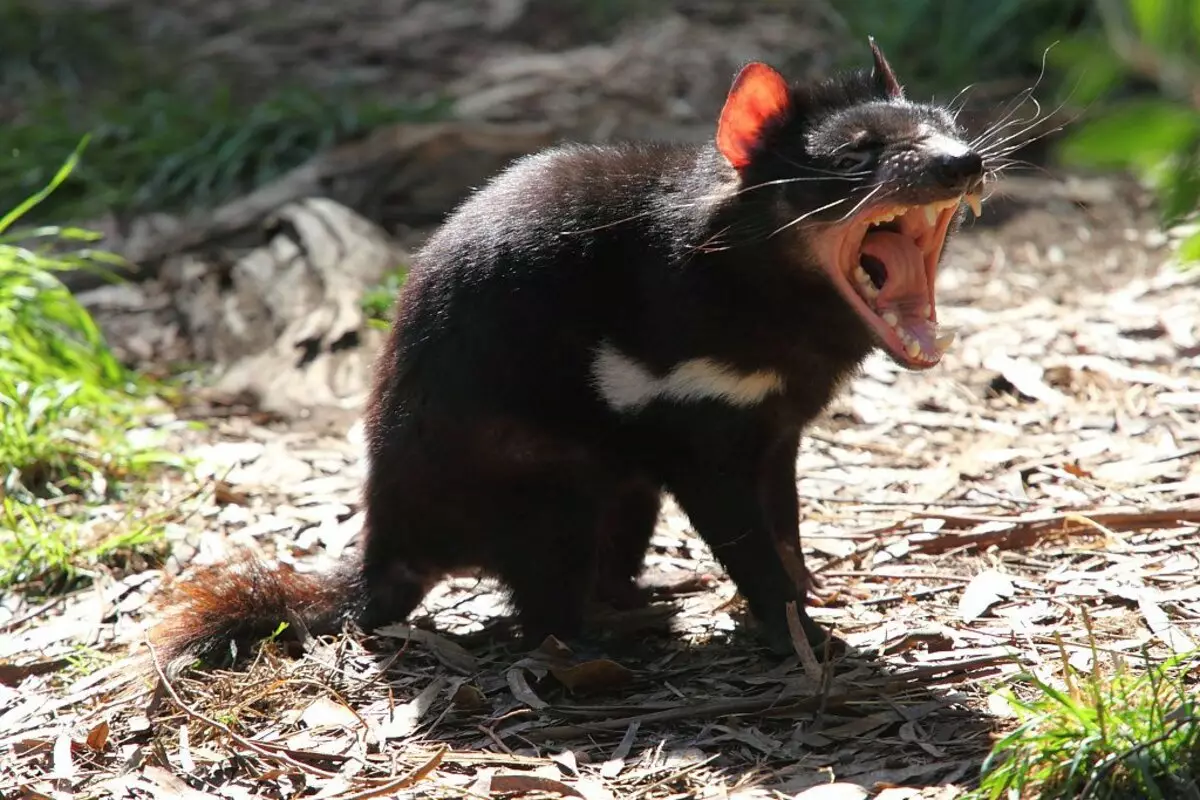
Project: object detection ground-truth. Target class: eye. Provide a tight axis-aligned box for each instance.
[832,148,873,172]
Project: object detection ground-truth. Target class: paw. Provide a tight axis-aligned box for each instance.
[592,578,652,611]
[758,615,844,660]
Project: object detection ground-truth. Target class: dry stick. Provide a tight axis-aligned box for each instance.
[143,640,441,789]
[625,755,720,800]
[143,641,346,778]
[915,507,1200,529]
[476,724,515,755]
[0,594,67,634]
[522,654,1010,741]
[860,583,965,607]
[331,745,447,800]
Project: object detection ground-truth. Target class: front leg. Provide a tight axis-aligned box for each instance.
[759,433,817,595]
[664,451,829,655]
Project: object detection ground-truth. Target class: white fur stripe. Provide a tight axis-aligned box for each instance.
[920,125,972,159]
[591,343,785,411]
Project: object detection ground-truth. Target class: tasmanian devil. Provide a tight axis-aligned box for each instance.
[148,39,990,673]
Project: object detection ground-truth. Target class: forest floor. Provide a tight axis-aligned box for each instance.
[4,2,1200,799]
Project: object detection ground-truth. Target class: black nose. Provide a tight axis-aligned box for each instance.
[933,150,984,190]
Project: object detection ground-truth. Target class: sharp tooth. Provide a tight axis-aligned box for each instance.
[905,339,921,358]
[923,205,938,225]
[921,303,932,318]
[965,193,982,217]
[881,310,899,327]
[935,326,958,351]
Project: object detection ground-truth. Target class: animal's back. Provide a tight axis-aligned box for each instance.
[377,142,704,427]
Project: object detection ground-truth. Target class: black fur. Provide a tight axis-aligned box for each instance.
[358,48,986,654]
[148,44,991,671]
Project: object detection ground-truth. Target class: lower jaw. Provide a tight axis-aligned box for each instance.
[832,283,945,369]
[879,344,941,371]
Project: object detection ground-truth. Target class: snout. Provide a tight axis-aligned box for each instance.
[931,150,984,193]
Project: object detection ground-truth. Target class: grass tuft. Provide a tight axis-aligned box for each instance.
[973,641,1200,799]
[4,87,449,223]
[361,267,410,328]
[0,142,183,596]
[1,1,448,222]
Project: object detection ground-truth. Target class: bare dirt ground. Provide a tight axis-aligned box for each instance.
[4,3,1200,799]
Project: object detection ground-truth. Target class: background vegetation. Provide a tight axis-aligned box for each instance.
[0,1,446,223]
[0,147,180,595]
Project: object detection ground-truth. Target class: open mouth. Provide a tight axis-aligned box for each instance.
[816,191,982,369]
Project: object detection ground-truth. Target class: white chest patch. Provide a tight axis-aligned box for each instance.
[590,343,785,412]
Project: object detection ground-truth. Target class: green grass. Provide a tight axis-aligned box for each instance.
[972,645,1200,799]
[0,500,170,596]
[361,267,410,328]
[0,144,182,596]
[3,85,449,223]
[0,1,448,222]
[834,0,1097,97]
[0,1,144,98]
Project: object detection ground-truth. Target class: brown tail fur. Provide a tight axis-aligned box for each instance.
[140,555,365,678]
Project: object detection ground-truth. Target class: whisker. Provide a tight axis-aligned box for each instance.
[948,83,978,123]
[766,197,853,240]
[976,97,1053,154]
[970,89,1040,149]
[732,174,867,200]
[765,185,885,242]
[560,210,661,235]
[990,159,1055,179]
[832,184,886,225]
[978,113,1074,160]
[970,43,1058,151]
[971,94,1044,151]
[972,43,1085,162]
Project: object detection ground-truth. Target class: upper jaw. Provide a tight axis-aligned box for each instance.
[815,190,982,370]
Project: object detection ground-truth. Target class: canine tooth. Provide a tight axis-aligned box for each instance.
[921,303,932,318]
[905,339,921,358]
[965,193,982,217]
[935,326,958,350]
[923,205,938,225]
[881,310,899,327]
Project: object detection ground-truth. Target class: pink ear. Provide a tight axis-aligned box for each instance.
[716,62,791,170]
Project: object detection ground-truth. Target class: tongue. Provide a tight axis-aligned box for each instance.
[860,231,927,303]
[860,231,938,354]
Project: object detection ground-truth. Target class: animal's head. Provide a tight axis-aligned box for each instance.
[714,39,990,370]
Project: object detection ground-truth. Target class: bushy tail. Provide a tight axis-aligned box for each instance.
[140,555,366,678]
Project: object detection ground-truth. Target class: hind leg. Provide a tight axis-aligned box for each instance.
[593,478,661,610]
[491,475,605,647]
[358,467,445,631]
